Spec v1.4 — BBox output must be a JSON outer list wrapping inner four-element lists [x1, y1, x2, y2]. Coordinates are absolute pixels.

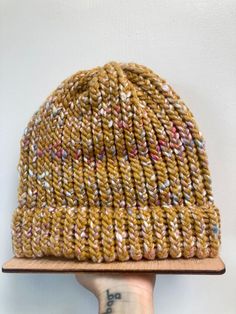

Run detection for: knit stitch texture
[[11, 61, 221, 262]]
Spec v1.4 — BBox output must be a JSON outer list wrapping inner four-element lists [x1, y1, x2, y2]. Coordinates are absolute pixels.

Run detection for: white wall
[[0, 1, 235, 313]]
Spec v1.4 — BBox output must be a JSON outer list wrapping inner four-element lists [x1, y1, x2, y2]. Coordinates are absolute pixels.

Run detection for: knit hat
[[11, 61, 221, 263]]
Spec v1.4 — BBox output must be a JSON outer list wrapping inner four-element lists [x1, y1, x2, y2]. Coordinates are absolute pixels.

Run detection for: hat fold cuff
[[11, 203, 221, 262]]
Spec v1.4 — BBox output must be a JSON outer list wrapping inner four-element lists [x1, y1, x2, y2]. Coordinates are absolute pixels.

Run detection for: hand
[[75, 272, 156, 314]]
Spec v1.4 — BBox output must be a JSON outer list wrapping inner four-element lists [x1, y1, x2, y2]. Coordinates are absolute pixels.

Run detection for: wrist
[[97, 285, 154, 314]]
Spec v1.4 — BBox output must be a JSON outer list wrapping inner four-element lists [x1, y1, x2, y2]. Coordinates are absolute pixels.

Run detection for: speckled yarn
[[11, 61, 221, 262]]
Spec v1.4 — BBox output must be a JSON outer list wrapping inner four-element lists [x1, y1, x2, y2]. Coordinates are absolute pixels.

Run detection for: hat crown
[[18, 61, 212, 209]]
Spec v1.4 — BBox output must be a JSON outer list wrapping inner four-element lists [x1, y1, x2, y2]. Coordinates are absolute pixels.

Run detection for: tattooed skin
[[102, 289, 122, 313]]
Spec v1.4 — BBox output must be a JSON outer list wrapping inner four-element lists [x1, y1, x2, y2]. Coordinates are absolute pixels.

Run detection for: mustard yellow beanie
[[11, 61, 221, 263]]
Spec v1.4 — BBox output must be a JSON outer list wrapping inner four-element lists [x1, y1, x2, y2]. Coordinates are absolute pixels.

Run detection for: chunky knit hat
[[11, 61, 221, 263]]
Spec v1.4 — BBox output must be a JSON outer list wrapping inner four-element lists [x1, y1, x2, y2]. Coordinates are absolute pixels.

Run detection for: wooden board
[[2, 256, 225, 274]]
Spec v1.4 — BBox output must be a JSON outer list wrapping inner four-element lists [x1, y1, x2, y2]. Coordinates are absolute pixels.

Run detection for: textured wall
[[0, 1, 235, 313]]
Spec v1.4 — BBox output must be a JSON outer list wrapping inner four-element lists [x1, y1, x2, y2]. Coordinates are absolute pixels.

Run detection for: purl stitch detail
[[11, 61, 221, 262]]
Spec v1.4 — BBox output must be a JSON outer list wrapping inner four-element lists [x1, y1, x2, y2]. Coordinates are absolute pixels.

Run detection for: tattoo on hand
[[102, 289, 122, 313]]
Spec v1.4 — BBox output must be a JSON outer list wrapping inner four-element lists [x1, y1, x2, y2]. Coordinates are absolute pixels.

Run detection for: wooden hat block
[[2, 256, 225, 275]]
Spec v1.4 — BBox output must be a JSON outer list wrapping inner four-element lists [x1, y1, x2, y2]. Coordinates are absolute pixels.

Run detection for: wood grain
[[2, 256, 225, 274]]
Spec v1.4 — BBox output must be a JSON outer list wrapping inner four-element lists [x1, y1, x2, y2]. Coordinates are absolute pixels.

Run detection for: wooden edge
[[2, 256, 225, 275]]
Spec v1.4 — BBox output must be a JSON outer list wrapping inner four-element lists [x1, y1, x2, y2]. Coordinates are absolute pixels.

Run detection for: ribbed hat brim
[[11, 203, 221, 263]]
